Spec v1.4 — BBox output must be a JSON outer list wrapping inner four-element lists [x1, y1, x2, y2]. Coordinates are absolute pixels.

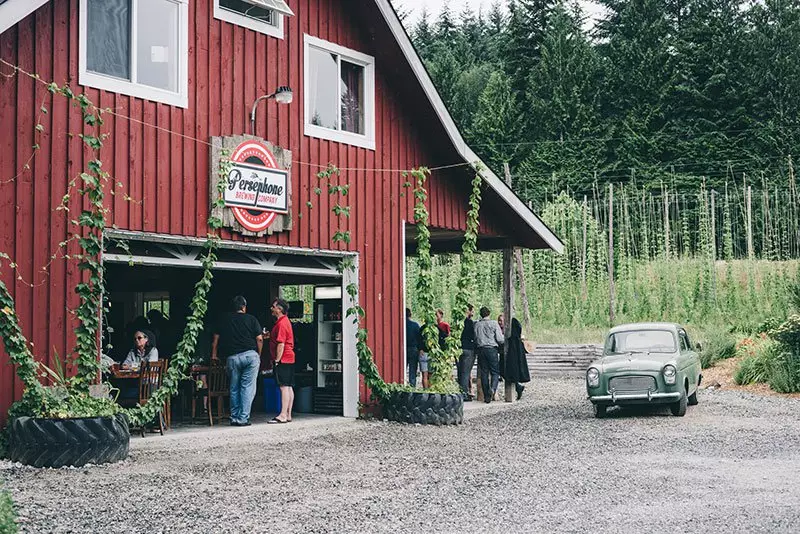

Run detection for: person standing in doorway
[[457, 304, 476, 400], [268, 298, 295, 424], [473, 306, 504, 403], [406, 308, 422, 387], [212, 295, 262, 427]]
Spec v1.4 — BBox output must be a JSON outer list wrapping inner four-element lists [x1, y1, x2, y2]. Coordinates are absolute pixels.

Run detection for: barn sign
[[210, 136, 293, 236]]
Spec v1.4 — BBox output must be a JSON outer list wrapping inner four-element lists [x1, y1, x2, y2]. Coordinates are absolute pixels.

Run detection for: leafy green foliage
[[410, 0, 800, 199], [444, 170, 483, 367], [734, 342, 778, 385], [411, 168, 460, 393], [0, 489, 17, 534]]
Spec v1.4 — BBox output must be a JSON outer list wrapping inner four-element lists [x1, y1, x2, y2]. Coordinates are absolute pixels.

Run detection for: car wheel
[[687, 389, 698, 406], [670, 393, 687, 416], [594, 404, 607, 418]]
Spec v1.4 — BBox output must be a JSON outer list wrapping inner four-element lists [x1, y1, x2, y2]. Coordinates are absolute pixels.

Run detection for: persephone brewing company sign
[[223, 139, 289, 233]]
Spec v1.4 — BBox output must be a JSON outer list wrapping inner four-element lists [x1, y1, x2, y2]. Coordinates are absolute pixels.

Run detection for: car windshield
[[605, 329, 677, 354]]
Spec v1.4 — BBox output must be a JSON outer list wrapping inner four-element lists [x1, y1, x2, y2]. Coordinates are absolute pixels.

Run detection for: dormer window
[[214, 0, 294, 39], [79, 0, 189, 108]]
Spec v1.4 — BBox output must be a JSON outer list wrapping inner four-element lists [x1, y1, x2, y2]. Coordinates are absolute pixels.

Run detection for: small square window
[[80, 0, 188, 107], [304, 35, 375, 150]]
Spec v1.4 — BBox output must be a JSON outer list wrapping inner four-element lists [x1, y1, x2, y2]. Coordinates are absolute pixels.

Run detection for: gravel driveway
[[3, 378, 800, 533]]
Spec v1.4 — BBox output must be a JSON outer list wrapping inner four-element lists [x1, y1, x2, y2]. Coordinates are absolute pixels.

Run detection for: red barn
[[0, 0, 561, 424]]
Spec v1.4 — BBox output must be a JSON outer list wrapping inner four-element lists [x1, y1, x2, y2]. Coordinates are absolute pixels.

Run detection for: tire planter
[[382, 391, 463, 426], [7, 413, 130, 468]]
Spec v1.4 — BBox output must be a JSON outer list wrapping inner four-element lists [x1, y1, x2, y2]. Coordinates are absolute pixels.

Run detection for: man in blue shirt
[[405, 308, 422, 387]]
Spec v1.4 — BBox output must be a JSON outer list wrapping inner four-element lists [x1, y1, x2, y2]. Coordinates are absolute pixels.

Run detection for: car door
[[678, 329, 700, 392]]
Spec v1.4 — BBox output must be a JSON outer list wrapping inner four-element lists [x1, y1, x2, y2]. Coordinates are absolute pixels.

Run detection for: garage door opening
[[103, 231, 358, 419]]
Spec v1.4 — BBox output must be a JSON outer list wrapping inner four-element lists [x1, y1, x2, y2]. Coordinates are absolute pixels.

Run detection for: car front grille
[[609, 376, 656, 393]]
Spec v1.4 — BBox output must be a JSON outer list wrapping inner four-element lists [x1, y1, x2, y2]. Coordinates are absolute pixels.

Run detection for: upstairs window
[[79, 0, 189, 108], [304, 35, 375, 150], [214, 0, 294, 39]]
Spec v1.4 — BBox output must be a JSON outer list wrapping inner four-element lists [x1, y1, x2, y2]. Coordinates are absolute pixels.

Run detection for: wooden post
[[710, 190, 716, 259], [503, 246, 514, 403], [581, 195, 588, 300], [663, 183, 670, 259], [502, 162, 517, 403], [608, 183, 615, 325], [747, 185, 754, 260]]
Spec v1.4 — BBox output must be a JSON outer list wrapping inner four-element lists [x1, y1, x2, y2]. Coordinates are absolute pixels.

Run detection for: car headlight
[[587, 367, 600, 388], [663, 364, 677, 385]]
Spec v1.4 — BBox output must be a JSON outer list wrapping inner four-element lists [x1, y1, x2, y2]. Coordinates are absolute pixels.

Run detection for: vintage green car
[[586, 323, 702, 418]]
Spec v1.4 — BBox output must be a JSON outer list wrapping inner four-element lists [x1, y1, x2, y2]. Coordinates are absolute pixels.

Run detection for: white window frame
[[79, 0, 189, 108], [304, 35, 376, 151], [213, 0, 287, 39]]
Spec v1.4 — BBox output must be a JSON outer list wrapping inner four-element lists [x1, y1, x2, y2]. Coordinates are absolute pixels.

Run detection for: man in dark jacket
[[457, 304, 476, 400], [406, 308, 422, 387]]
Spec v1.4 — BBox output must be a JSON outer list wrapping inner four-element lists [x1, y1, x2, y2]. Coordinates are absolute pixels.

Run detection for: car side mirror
[[695, 342, 703, 351]]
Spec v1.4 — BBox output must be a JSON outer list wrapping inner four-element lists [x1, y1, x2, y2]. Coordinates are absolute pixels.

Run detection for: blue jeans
[[477, 347, 500, 401], [407, 348, 419, 387], [226, 350, 260, 423], [457, 349, 475, 395]]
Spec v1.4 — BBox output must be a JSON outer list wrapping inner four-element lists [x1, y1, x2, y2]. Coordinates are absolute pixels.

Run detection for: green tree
[[746, 0, 800, 164], [471, 71, 525, 173], [666, 0, 753, 183], [596, 0, 677, 174], [522, 1, 607, 198]]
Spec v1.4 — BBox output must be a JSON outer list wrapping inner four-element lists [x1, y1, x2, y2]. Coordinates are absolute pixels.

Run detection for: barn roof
[[0, 0, 563, 253]]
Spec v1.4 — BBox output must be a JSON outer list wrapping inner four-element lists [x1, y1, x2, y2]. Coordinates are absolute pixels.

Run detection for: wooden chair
[[120, 360, 167, 436], [192, 361, 229, 426]]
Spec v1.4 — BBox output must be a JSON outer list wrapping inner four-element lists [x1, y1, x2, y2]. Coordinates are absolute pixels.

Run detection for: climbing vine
[[411, 168, 459, 393], [126, 153, 229, 426], [443, 168, 483, 365], [315, 164, 388, 401], [0, 77, 225, 427]]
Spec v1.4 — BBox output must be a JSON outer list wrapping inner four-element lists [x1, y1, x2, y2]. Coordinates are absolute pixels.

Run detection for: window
[[304, 35, 375, 150], [605, 330, 677, 354], [213, 0, 294, 39], [679, 331, 690, 351], [79, 0, 189, 108]]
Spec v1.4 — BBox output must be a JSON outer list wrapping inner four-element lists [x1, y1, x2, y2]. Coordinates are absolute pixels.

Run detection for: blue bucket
[[263, 377, 282, 414]]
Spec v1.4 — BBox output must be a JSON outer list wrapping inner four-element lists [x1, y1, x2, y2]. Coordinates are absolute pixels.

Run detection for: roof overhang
[[0, 0, 49, 35]]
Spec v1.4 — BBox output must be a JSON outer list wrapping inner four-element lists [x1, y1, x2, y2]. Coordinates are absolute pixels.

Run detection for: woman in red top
[[267, 298, 295, 423]]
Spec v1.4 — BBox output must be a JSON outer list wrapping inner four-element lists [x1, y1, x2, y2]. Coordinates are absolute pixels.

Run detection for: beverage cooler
[[313, 286, 344, 415]]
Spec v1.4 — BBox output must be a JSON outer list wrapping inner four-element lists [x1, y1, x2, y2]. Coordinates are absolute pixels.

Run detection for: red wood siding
[[0, 0, 506, 422]]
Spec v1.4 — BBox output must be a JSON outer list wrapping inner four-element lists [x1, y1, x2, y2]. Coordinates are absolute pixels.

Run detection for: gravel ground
[[3, 378, 800, 533]]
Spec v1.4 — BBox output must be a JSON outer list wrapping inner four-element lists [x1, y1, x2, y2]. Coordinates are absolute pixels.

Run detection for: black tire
[[383, 392, 463, 425], [687, 389, 699, 406], [594, 404, 607, 419], [670, 393, 687, 416], [8, 414, 130, 468]]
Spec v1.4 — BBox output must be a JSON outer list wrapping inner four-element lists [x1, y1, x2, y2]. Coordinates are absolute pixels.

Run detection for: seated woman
[[123, 329, 159, 370]]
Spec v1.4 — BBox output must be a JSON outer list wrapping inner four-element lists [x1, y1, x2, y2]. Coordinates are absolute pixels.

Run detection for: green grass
[[0, 489, 17, 534]]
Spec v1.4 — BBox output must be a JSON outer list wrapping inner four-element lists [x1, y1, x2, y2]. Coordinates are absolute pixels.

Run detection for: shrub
[[699, 330, 737, 369], [734, 341, 779, 385], [767, 352, 800, 393], [0, 489, 17, 534]]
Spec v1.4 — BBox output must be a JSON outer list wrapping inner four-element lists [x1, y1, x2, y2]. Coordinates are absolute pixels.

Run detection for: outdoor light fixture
[[250, 86, 293, 136]]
